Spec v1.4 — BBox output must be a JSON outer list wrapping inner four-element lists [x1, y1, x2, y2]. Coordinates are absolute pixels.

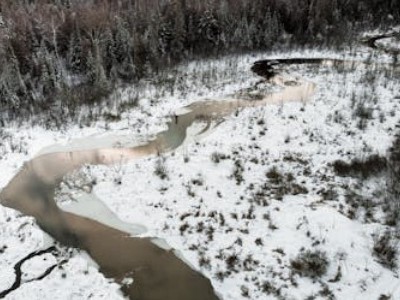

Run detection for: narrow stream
[[0, 57, 395, 299]]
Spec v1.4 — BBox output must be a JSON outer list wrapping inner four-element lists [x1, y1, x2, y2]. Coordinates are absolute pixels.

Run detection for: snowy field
[[1, 45, 400, 299]]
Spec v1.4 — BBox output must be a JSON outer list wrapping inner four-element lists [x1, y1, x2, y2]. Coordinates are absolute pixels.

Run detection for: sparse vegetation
[[291, 250, 329, 279], [154, 158, 168, 180], [231, 159, 245, 185], [384, 133, 400, 226], [373, 231, 398, 270], [355, 102, 374, 130], [264, 166, 308, 200], [333, 155, 387, 178], [211, 152, 227, 164]]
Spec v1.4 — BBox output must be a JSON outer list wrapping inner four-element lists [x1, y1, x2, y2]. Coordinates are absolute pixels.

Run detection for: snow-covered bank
[[1, 47, 400, 299], [87, 59, 400, 299]]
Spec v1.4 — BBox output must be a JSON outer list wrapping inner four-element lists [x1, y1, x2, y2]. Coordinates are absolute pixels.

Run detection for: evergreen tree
[[68, 26, 84, 73], [170, 0, 187, 58], [114, 18, 131, 63]]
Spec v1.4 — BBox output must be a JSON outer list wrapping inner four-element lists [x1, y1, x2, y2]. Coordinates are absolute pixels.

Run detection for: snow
[[61, 192, 147, 236], [1, 47, 400, 299]]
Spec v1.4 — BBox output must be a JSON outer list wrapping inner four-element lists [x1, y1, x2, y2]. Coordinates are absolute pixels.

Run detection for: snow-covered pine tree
[[68, 24, 84, 73]]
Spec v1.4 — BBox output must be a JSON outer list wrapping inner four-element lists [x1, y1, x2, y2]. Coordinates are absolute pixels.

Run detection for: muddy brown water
[[2, 57, 391, 299]]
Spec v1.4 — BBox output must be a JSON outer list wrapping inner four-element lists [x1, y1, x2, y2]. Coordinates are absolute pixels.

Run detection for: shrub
[[231, 159, 244, 185], [264, 167, 308, 200], [333, 155, 387, 178], [154, 159, 168, 180], [266, 166, 283, 185], [291, 250, 329, 278], [373, 231, 398, 269], [211, 152, 225, 164]]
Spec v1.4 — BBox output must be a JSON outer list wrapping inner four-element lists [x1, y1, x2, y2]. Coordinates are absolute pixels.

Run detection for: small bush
[[211, 152, 227, 164], [333, 155, 387, 178], [264, 167, 308, 200], [231, 160, 244, 185], [154, 159, 168, 180], [373, 231, 398, 269], [354, 102, 374, 120], [266, 167, 283, 185], [291, 250, 329, 278]]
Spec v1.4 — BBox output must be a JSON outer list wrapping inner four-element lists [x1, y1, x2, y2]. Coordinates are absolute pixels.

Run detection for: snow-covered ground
[[1, 46, 399, 299]]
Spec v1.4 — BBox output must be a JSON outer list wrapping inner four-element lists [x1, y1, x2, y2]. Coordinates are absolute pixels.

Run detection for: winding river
[[0, 55, 397, 299]]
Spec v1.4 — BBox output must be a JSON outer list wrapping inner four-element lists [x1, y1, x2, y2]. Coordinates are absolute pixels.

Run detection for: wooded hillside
[[0, 0, 399, 123]]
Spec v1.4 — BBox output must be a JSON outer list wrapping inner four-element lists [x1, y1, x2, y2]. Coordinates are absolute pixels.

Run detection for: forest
[[0, 0, 399, 124]]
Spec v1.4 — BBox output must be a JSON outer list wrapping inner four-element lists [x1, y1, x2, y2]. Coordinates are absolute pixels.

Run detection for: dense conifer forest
[[0, 0, 399, 123]]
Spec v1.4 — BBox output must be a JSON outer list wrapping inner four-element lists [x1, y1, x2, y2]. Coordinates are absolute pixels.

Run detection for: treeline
[[0, 0, 399, 124]]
